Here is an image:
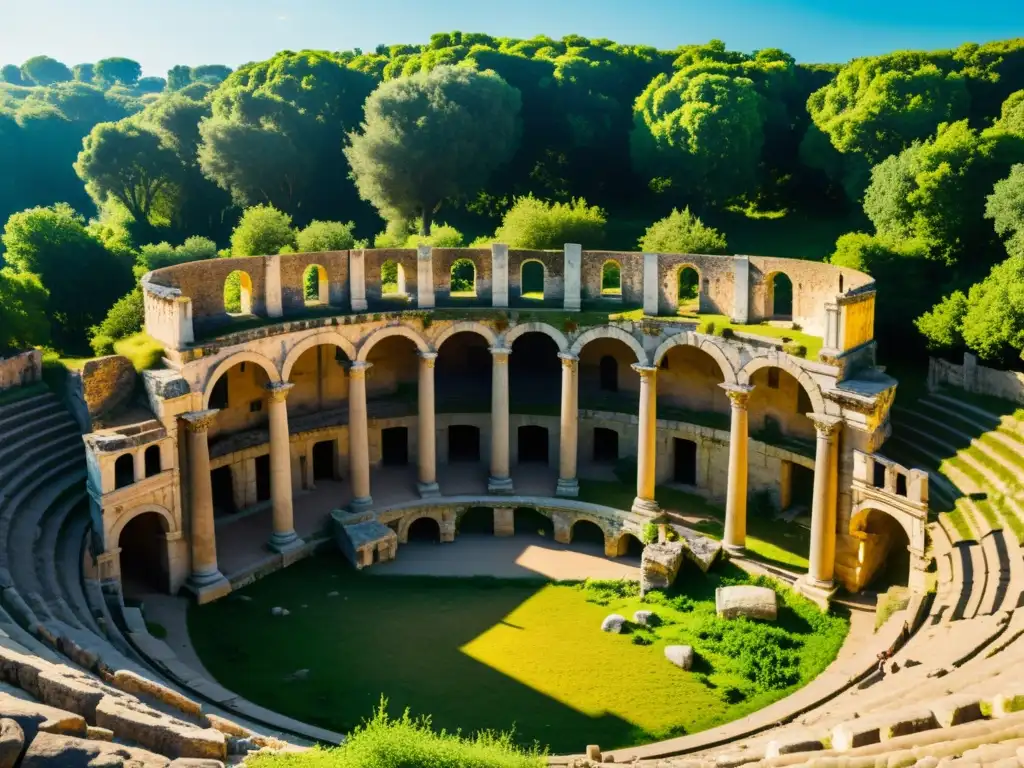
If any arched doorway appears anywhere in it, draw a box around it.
[408,516,441,543]
[114,454,135,489]
[450,258,477,298]
[436,330,492,410]
[768,273,793,319]
[856,509,911,590]
[515,508,553,537]
[520,260,545,301]
[678,266,700,315]
[617,532,644,558]
[303,264,328,306]
[224,270,253,315]
[571,519,605,547]
[601,260,621,296]
[593,428,618,463]
[118,511,169,598]
[144,446,161,477]
[518,426,549,463]
[381,259,406,297]
[509,331,560,412]
[458,507,494,535]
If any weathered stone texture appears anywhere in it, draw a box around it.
[715,585,778,621]
[21,731,171,768]
[0,350,41,392]
[81,356,137,420]
[640,543,684,595]
[432,248,492,303]
[600,614,626,633]
[279,251,349,313]
[664,645,694,670]
[0,718,23,768]
[507,249,565,303]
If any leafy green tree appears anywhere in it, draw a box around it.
[915,290,967,352]
[406,223,465,248]
[493,195,605,249]
[638,208,727,254]
[20,56,73,85]
[0,64,24,84]
[166,65,192,91]
[230,204,295,256]
[632,70,764,205]
[198,119,300,208]
[296,220,358,252]
[75,121,183,225]
[863,121,1024,264]
[190,64,232,83]
[987,164,1024,243]
[94,58,142,86]
[72,63,94,83]
[136,77,167,94]
[960,254,1024,362]
[994,91,1024,136]
[21,82,125,124]
[0,268,49,351]
[89,288,144,354]
[136,236,217,274]
[2,204,133,350]
[345,65,522,234]
[807,52,970,165]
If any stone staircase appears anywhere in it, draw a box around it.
[0,392,322,764]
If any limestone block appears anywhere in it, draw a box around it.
[22,731,170,768]
[585,744,601,761]
[664,645,693,671]
[81,356,137,420]
[763,732,824,758]
[679,532,722,573]
[170,761,225,768]
[0,691,86,741]
[929,694,984,728]
[111,671,202,718]
[633,610,656,626]
[203,714,249,738]
[640,542,684,595]
[0,718,23,768]
[35,670,105,722]
[86,726,113,741]
[600,615,626,634]
[95,696,227,760]
[831,707,939,751]
[715,585,778,621]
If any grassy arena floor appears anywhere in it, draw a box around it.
[188,556,847,753]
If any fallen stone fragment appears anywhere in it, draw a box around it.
[22,731,170,768]
[715,585,778,621]
[664,645,694,671]
[0,718,23,768]
[633,610,656,626]
[600,615,626,633]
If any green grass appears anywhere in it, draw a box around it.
[189,560,847,753]
[0,381,48,407]
[992,496,1024,541]
[946,503,975,541]
[113,332,165,371]
[874,585,910,631]
[576,480,810,570]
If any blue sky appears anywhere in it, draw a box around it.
[1,0,1022,77]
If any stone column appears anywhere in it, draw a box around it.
[349,250,368,312]
[807,414,843,587]
[348,362,373,511]
[721,384,753,554]
[556,353,579,497]
[182,411,230,602]
[563,243,581,311]
[416,245,435,309]
[631,364,659,517]
[266,382,303,554]
[732,255,750,324]
[264,253,283,317]
[492,243,509,308]
[493,508,514,537]
[642,253,659,316]
[417,351,440,497]
[488,347,514,493]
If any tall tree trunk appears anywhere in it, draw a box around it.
[420,205,432,237]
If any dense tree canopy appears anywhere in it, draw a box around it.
[20,56,73,86]
[345,65,521,234]
[94,58,142,86]
[0,268,49,351]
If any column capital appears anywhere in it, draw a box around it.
[808,413,844,439]
[720,383,754,408]
[418,351,438,362]
[558,352,578,368]
[490,346,512,362]
[265,381,295,403]
[349,361,373,379]
[631,364,658,379]
[182,410,218,433]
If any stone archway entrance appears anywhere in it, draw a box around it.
[119,512,170,598]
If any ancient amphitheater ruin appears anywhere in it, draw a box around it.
[0,244,1021,767]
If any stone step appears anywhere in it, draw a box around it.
[0,431,83,489]
[0,393,58,425]
[980,531,1014,616]
[0,417,78,464]
[37,487,88,629]
[929,392,1007,428]
[57,507,103,636]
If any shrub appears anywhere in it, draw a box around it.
[296,220,358,252]
[230,204,296,256]
[782,340,807,357]
[493,195,605,249]
[113,332,165,371]
[89,333,116,356]
[641,521,658,544]
[638,207,728,254]
[697,319,716,335]
[408,222,465,248]
[91,287,144,344]
[719,327,735,339]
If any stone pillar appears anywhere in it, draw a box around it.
[563,243,581,311]
[643,253,659,316]
[488,347,513,493]
[417,351,440,497]
[181,411,230,602]
[556,353,579,497]
[631,365,659,517]
[494,508,514,537]
[417,245,435,309]
[265,253,283,318]
[350,249,368,312]
[821,302,841,357]
[807,414,843,588]
[732,255,750,324]
[348,362,373,510]
[132,450,145,484]
[492,243,509,308]
[266,382,303,554]
[721,384,753,554]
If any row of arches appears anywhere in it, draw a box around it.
[113,445,163,490]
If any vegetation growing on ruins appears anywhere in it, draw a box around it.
[189,558,846,753]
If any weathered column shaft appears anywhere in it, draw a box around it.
[267,382,302,552]
[808,414,843,586]
[348,362,373,510]
[722,384,753,553]
[631,364,659,516]
[182,410,228,598]
[417,352,439,497]
[488,347,513,493]
[556,353,579,497]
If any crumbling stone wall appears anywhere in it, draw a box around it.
[0,349,41,391]
[81,356,137,421]
[278,250,349,313]
[432,248,492,304]
[147,256,268,329]
[508,249,564,303]
[581,251,644,305]
[655,254,735,316]
[364,248,418,309]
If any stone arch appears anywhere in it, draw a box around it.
[569,513,616,538]
[202,351,281,409]
[569,326,647,365]
[503,322,569,353]
[850,501,924,557]
[303,263,328,305]
[764,270,794,318]
[431,321,499,351]
[652,333,738,385]
[224,269,253,315]
[106,503,177,552]
[397,510,445,543]
[356,325,430,362]
[520,259,545,297]
[601,259,622,295]
[738,356,825,415]
[281,331,358,380]
[612,530,645,557]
